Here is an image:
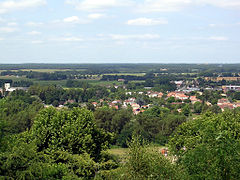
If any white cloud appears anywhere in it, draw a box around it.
[63,16,80,23]
[88,13,106,19]
[58,16,90,24]
[0,0,46,14]
[0,37,4,41]
[7,22,17,26]
[0,27,18,33]
[65,0,133,11]
[138,0,192,13]
[209,36,228,41]
[198,0,240,9]
[31,40,43,44]
[51,36,84,42]
[137,0,240,13]
[28,31,42,35]
[26,22,44,27]
[127,18,168,26]
[169,36,229,41]
[109,34,161,40]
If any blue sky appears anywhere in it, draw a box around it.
[0,0,240,64]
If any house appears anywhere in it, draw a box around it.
[92,102,98,107]
[112,100,122,104]
[148,92,159,98]
[174,81,183,88]
[158,92,163,98]
[175,93,189,100]
[190,96,201,104]
[108,102,119,109]
[126,92,132,95]
[218,103,234,111]
[167,92,177,98]
[64,99,75,104]
[118,79,125,82]
[217,98,230,105]
[131,103,140,109]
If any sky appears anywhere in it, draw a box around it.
[0,0,240,64]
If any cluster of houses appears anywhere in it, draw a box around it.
[90,90,204,115]
[217,98,240,111]
[90,88,240,114]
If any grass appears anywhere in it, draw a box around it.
[0,74,125,87]
[107,144,166,163]
[32,80,68,86]
[85,80,123,86]
[19,69,82,72]
[103,73,146,76]
[0,76,30,81]
[107,147,129,163]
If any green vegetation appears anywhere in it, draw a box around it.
[1,63,240,179]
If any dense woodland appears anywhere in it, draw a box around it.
[0,64,240,179]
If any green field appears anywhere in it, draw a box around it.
[0,76,30,81]
[20,69,72,72]
[103,73,146,76]
[107,145,165,163]
[0,75,124,87]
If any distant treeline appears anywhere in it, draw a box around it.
[101,75,146,81]
[1,71,67,81]
[1,63,240,74]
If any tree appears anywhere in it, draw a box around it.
[182,104,191,117]
[30,107,112,160]
[94,107,115,132]
[169,111,240,179]
[193,101,202,114]
[0,107,117,179]
[111,108,133,134]
[102,135,187,179]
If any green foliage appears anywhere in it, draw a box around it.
[94,107,132,135]
[30,107,112,160]
[182,104,191,117]
[99,135,187,180]
[0,141,73,179]
[193,101,202,114]
[0,107,117,179]
[0,94,43,135]
[169,111,240,180]
[134,106,187,145]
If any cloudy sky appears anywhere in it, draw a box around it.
[0,0,240,63]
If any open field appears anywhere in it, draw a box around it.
[107,145,165,163]
[107,148,129,162]
[32,80,68,86]
[0,76,30,81]
[103,73,146,76]
[0,75,124,87]
[19,69,73,72]
[86,80,122,86]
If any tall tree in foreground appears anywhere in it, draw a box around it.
[169,111,240,180]
[0,107,116,179]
